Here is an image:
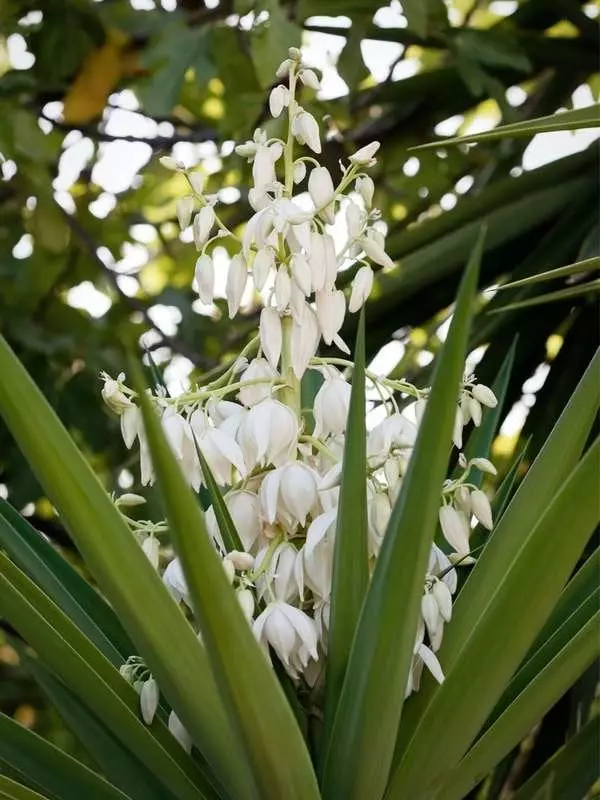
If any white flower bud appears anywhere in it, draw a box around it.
[468,396,482,427]
[193,206,215,249]
[346,200,365,239]
[421,591,440,639]
[361,236,394,269]
[194,254,215,304]
[308,167,335,224]
[274,268,292,312]
[300,68,321,91]
[189,172,205,194]
[226,254,247,319]
[101,375,133,414]
[293,159,307,184]
[293,110,321,154]
[349,265,374,313]
[349,141,380,165]
[470,457,497,476]
[176,196,194,230]
[120,406,140,449]
[439,505,470,555]
[472,384,498,408]
[432,579,453,622]
[225,550,255,572]
[140,677,159,725]
[269,85,288,118]
[252,247,275,291]
[168,712,192,754]
[236,588,255,622]
[471,489,493,530]
[159,156,182,171]
[288,46,302,60]
[163,558,189,605]
[116,493,146,507]
[316,288,345,346]
[141,536,160,570]
[259,307,282,369]
[452,409,464,450]
[235,141,257,159]
[356,175,375,207]
[224,490,261,551]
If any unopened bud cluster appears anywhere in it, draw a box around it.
[109,49,499,733]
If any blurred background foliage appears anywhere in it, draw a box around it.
[0,0,598,792]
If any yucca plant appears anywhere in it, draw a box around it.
[0,49,598,800]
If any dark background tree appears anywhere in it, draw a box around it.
[0,1,598,795]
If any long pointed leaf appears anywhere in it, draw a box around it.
[133,360,320,800]
[497,256,600,290]
[0,713,129,800]
[490,279,600,313]
[0,334,247,800]
[0,553,215,800]
[0,776,52,800]
[196,448,243,553]
[387,437,600,796]
[411,104,600,149]
[512,714,599,800]
[321,229,482,800]
[323,308,369,749]
[0,499,131,665]
[433,614,599,800]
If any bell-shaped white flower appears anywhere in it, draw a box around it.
[292,110,321,154]
[421,591,440,640]
[349,141,380,165]
[367,413,417,467]
[356,175,374,208]
[308,166,335,224]
[189,410,247,485]
[193,205,215,249]
[253,601,319,679]
[224,490,261,551]
[252,143,281,190]
[361,235,394,269]
[454,485,472,513]
[349,265,374,313]
[162,409,201,490]
[120,406,140,448]
[240,398,299,469]
[279,462,319,527]
[269,85,288,118]
[238,358,277,407]
[368,490,391,555]
[316,288,345,346]
[194,254,215,304]
[101,372,133,413]
[308,232,327,291]
[416,643,445,685]
[140,677,159,725]
[256,541,298,601]
[432,578,452,622]
[470,488,493,530]
[274,268,292,312]
[177,196,194,230]
[346,200,365,239]
[290,254,312,296]
[313,373,351,437]
[236,588,255,622]
[252,247,275,291]
[472,383,498,408]
[469,396,482,427]
[439,505,470,555]
[163,558,190,606]
[226,254,247,319]
[259,307,282,369]
[291,307,320,378]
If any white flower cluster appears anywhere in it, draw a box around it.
[105,49,499,728]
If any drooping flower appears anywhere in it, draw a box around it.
[313,371,351,438]
[253,601,319,679]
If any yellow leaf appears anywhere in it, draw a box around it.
[63,32,131,124]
